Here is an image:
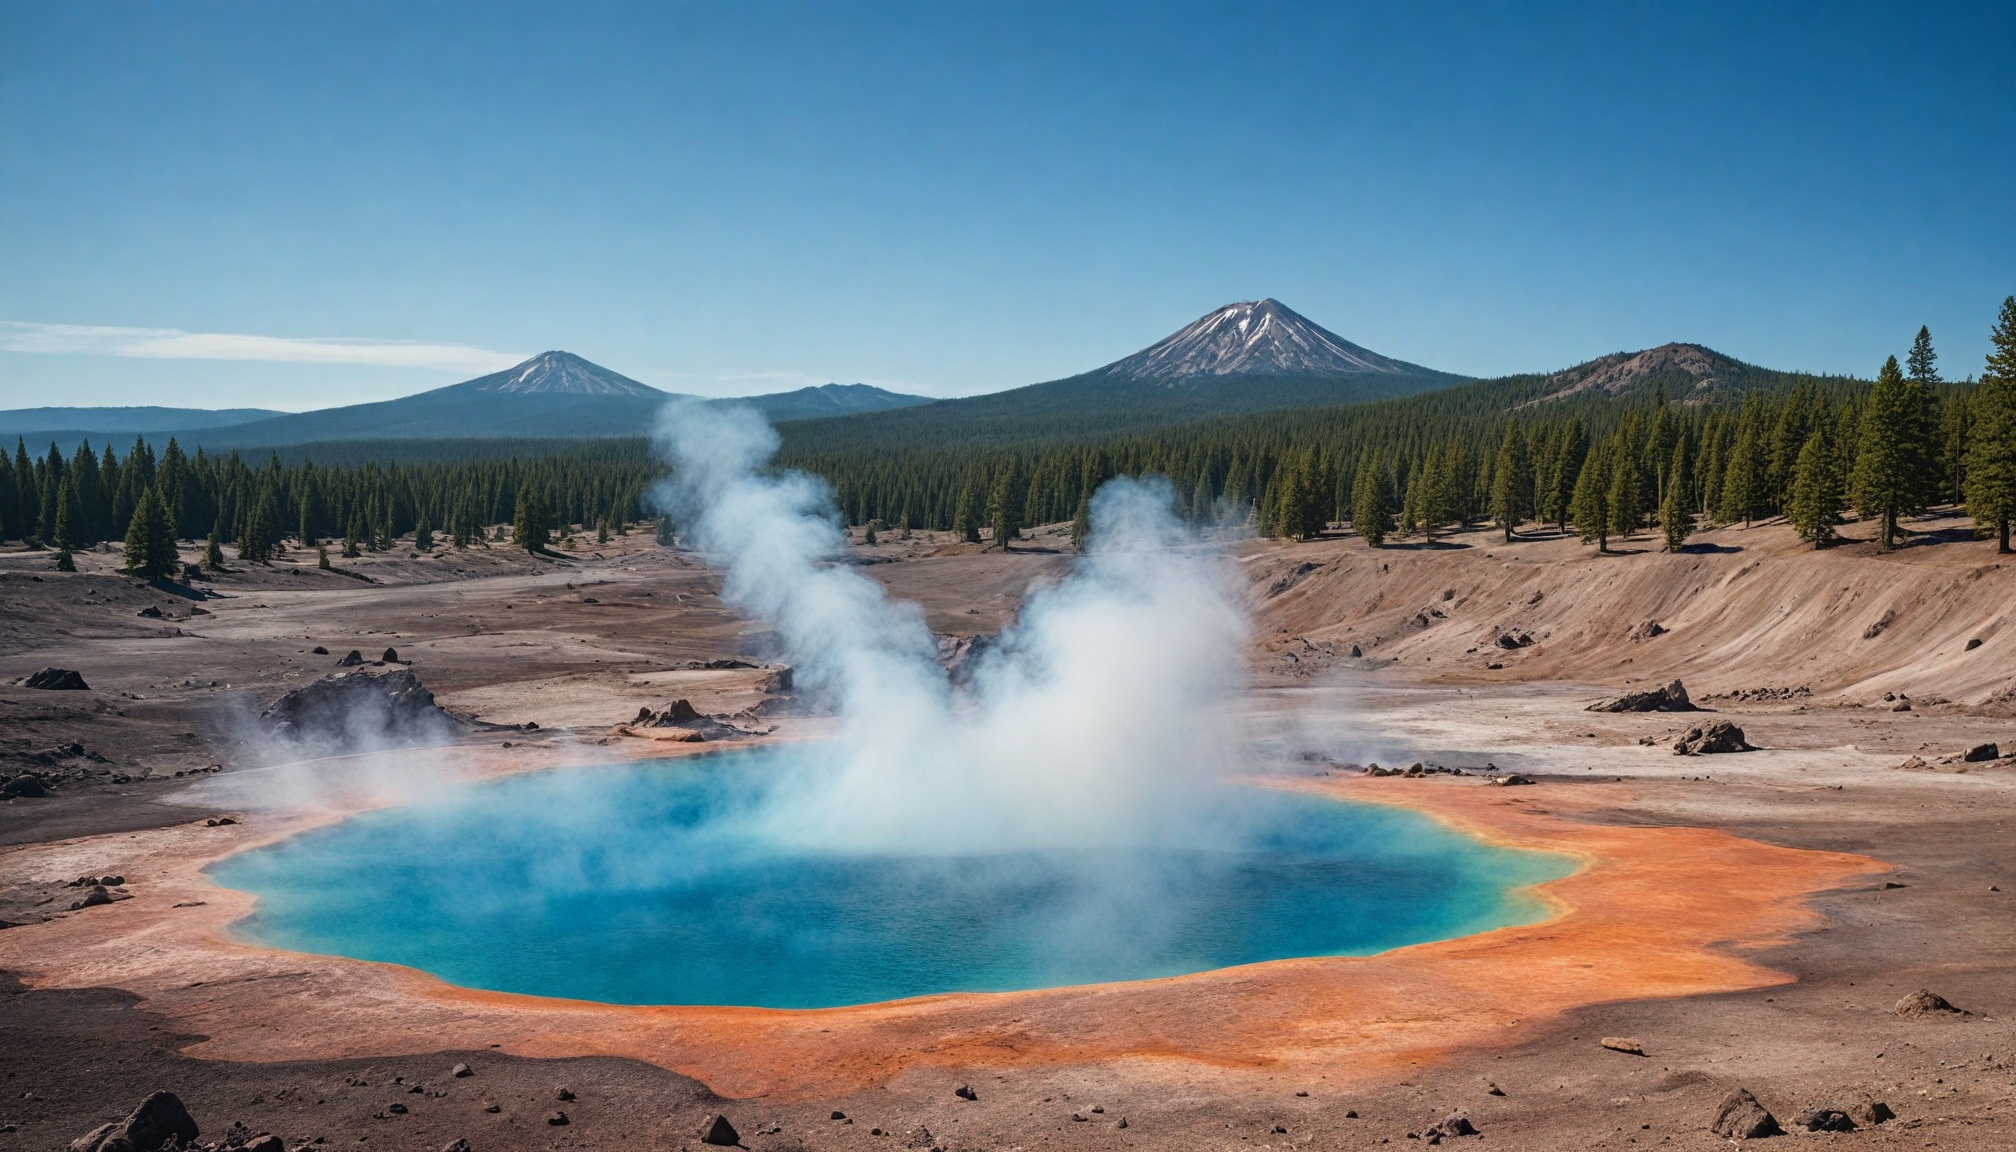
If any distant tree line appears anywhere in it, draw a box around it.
[0,437,659,578]
[6,298,2015,572]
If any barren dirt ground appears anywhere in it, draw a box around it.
[2,514,2013,1151]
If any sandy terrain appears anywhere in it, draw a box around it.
[2,513,2013,1151]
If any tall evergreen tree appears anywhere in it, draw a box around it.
[51,477,77,571]
[1351,454,1394,547]
[513,485,551,554]
[988,457,1025,548]
[1851,355,1940,548]
[1569,444,1612,550]
[1907,325,1940,387]
[1489,422,1534,541]
[1787,428,1845,547]
[952,481,983,543]
[1964,296,2016,552]
[122,487,179,581]
[1659,443,1693,553]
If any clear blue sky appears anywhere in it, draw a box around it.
[1,1,2011,410]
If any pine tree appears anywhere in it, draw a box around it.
[203,522,225,570]
[1605,439,1640,541]
[1489,422,1534,541]
[513,486,551,554]
[1070,491,1092,550]
[655,514,675,547]
[318,544,332,570]
[1351,455,1394,547]
[50,478,76,571]
[1718,421,1763,525]
[417,509,436,551]
[1570,445,1611,551]
[1964,296,2016,552]
[1907,325,1940,387]
[1659,443,1693,553]
[1787,428,1845,547]
[342,516,363,558]
[863,524,878,545]
[989,458,1025,549]
[122,487,179,581]
[952,481,982,543]
[594,517,608,546]
[1852,354,1940,548]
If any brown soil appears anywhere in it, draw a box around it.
[2,513,2014,1151]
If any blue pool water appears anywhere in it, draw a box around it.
[209,753,1571,1009]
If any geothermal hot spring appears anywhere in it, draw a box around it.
[209,751,1569,1009]
[208,405,1571,1010]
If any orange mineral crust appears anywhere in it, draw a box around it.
[0,771,1884,1101]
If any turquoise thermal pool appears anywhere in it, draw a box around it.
[209,751,1572,1009]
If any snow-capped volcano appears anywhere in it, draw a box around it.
[1092,299,1419,380]
[447,351,665,396]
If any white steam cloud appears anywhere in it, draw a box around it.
[652,403,1252,854]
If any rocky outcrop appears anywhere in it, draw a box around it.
[1894,989,1966,1018]
[70,1091,199,1152]
[699,1113,740,1146]
[261,668,463,749]
[24,667,89,690]
[1589,679,1696,712]
[1674,721,1752,755]
[1709,1088,1781,1139]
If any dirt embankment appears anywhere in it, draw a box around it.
[1243,510,2015,710]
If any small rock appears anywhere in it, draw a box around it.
[69,885,113,911]
[1965,637,1983,650]
[1491,773,1535,786]
[452,1062,472,1078]
[556,1087,574,1101]
[831,1111,847,1121]
[1710,1088,1782,1139]
[1846,1098,1894,1127]
[25,668,89,690]
[1590,679,1694,713]
[441,1140,472,1152]
[699,1114,739,1145]
[954,1084,977,1100]
[388,1103,408,1114]
[1424,1112,1478,1139]
[1116,1116,1128,1128]
[1894,989,1965,1017]
[243,1136,283,1152]
[312,646,329,655]
[545,1110,568,1126]
[137,605,163,618]
[482,1101,499,1113]
[1791,1107,1855,1132]
[1599,1036,1646,1055]
[1486,1084,1504,1096]
[382,647,400,663]
[3,774,51,798]
[336,650,364,666]
[1962,742,2000,762]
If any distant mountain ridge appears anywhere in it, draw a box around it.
[1536,343,1753,403]
[1,352,931,451]
[0,405,284,437]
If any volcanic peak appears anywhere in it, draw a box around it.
[1092,299,1418,381]
[449,351,664,397]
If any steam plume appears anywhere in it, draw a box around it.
[652,403,1251,853]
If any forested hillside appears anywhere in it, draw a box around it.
[4,302,2014,571]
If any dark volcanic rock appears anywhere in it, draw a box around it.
[68,885,112,911]
[1791,1107,1856,1132]
[3,774,52,798]
[25,667,89,690]
[700,1113,740,1145]
[381,647,400,663]
[1674,720,1752,755]
[71,1090,199,1152]
[1423,1111,1478,1139]
[1894,989,1965,1017]
[336,649,364,666]
[1847,1098,1895,1126]
[1709,1088,1781,1139]
[1495,632,1534,649]
[1590,679,1696,712]
[1962,742,2000,762]
[260,668,463,749]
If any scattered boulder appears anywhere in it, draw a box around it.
[1791,1107,1855,1132]
[545,1111,569,1126]
[3,774,51,798]
[68,885,113,911]
[1495,631,1534,650]
[1709,1088,1782,1140]
[70,1091,199,1152]
[441,1140,472,1152]
[1846,1098,1895,1127]
[1965,637,1983,651]
[1962,742,2000,762]
[1627,620,1667,641]
[137,605,164,618]
[1349,644,1363,658]
[1491,773,1536,786]
[25,667,89,690]
[260,668,464,749]
[699,1113,740,1146]
[936,632,999,685]
[452,1062,473,1078]
[381,647,400,663]
[1599,1036,1646,1055]
[1893,989,1966,1018]
[955,1084,978,1100]
[1590,679,1696,713]
[1423,1112,1478,1141]
[311,646,329,655]
[1674,721,1751,755]
[242,1136,284,1152]
[336,650,365,666]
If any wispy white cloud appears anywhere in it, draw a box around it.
[0,321,525,374]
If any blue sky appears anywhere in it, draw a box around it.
[1,1,2011,410]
